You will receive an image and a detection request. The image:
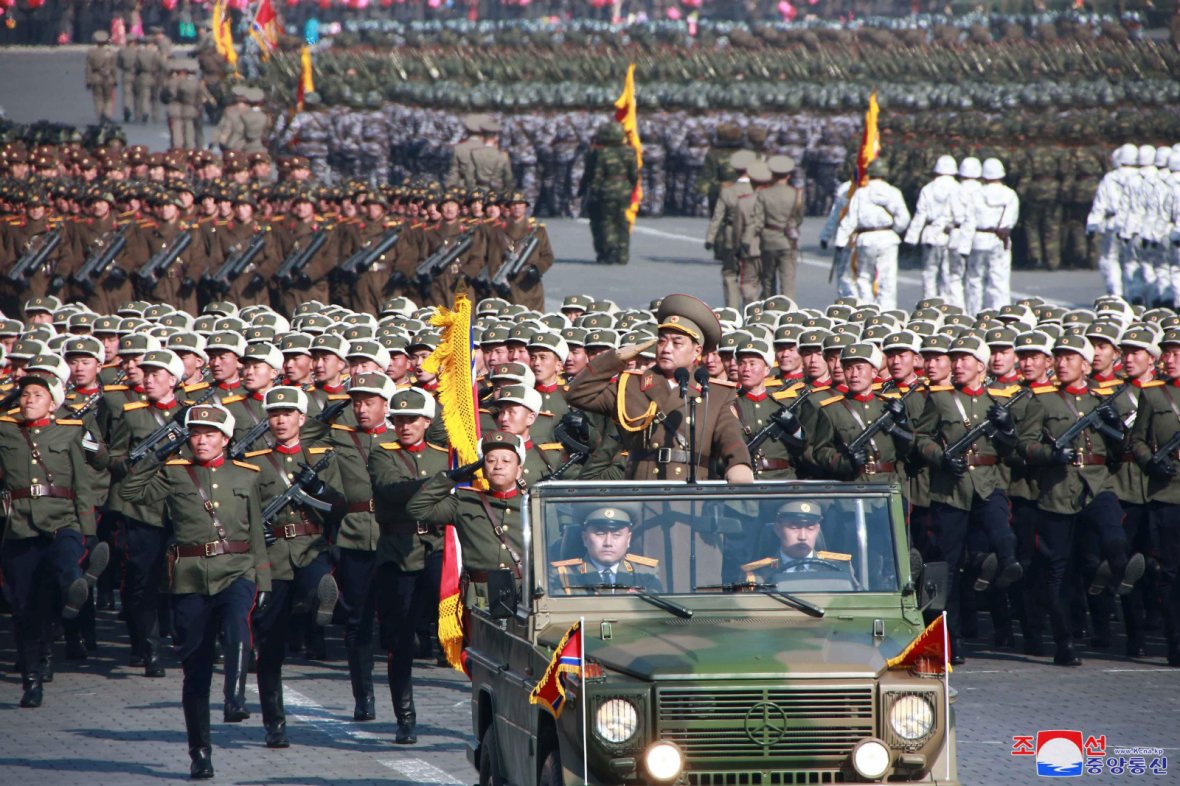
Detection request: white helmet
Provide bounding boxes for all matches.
[981,158,1006,181]
[933,154,957,176]
[958,157,982,179]
[1117,143,1139,166]
[1156,147,1172,168]
[1168,151,1180,173]
[1137,144,1157,168]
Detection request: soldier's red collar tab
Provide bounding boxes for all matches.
[153,398,179,410]
[488,488,518,500]
[742,390,767,402]
[218,380,242,391]
[196,455,225,469]
[20,417,52,428]
[403,441,426,453]
[361,423,388,436]
[1062,383,1089,395]
[275,443,301,455]
[958,385,986,397]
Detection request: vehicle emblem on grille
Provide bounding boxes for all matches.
[743,701,789,746]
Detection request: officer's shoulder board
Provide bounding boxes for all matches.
[740,556,778,572]
[550,557,584,568]
[55,419,84,426]
[221,395,246,404]
[1095,378,1124,389]
[817,550,852,562]
[327,393,350,401]
[1140,380,1165,388]
[0,415,16,424]
[537,442,563,451]
[772,387,799,401]
[928,385,954,393]
[184,381,210,393]
[308,446,332,455]
[124,401,149,411]
[819,395,844,407]
[166,458,192,466]
[244,448,272,458]
[379,442,400,451]
[331,424,356,433]
[765,377,783,389]
[1034,386,1058,395]
[625,553,659,567]
[987,384,1021,398]
[713,379,738,389]
[104,384,129,392]
[1093,387,1115,397]
[427,443,448,453]
[232,460,260,472]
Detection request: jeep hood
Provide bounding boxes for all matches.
[585,616,922,680]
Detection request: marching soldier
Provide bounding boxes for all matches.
[85,31,118,123]
[420,191,485,307]
[834,158,911,310]
[483,192,554,310]
[748,155,805,300]
[274,188,336,315]
[732,334,811,480]
[706,151,754,308]
[213,189,278,308]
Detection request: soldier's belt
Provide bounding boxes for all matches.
[173,540,251,558]
[379,520,436,537]
[860,460,896,476]
[7,485,75,501]
[347,500,376,514]
[632,448,696,465]
[1073,453,1109,467]
[755,457,792,471]
[965,454,999,468]
[277,521,322,539]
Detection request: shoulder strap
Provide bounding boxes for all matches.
[475,493,522,578]
[183,463,229,542]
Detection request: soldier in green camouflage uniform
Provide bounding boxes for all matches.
[1021,145,1065,270]
[581,123,638,266]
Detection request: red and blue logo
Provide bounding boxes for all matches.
[1035,730,1084,778]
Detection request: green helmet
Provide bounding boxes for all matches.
[866,158,889,179]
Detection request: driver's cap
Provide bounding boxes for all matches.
[774,500,822,522]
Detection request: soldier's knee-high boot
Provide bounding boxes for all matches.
[257,665,289,748]
[18,637,42,708]
[388,650,417,744]
[183,694,214,779]
[222,642,251,722]
[347,641,376,721]
[144,620,167,678]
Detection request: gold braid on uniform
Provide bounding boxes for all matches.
[615,373,658,433]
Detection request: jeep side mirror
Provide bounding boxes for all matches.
[486,569,519,619]
[917,561,949,613]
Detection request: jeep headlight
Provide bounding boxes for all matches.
[595,698,638,743]
[889,694,935,741]
[643,741,684,783]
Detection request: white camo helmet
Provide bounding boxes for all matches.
[958,157,982,179]
[981,158,1006,181]
[933,155,957,176]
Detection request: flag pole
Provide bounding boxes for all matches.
[942,610,951,782]
[581,616,588,786]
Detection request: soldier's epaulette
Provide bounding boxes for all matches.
[54,418,83,426]
[740,556,778,572]
[104,384,129,392]
[166,458,191,466]
[1092,387,1115,397]
[772,387,798,401]
[411,222,426,229]
[0,416,17,424]
[1096,378,1124,389]
[244,448,272,458]
[232,460,260,472]
[380,442,400,450]
[817,550,852,562]
[625,553,659,567]
[987,385,1022,398]
[765,378,783,389]
[640,372,654,391]
[819,395,844,407]
[1140,380,1165,388]
[308,446,332,454]
[879,390,902,399]
[221,395,246,404]
[712,379,738,388]
[928,385,954,392]
[1034,386,1058,395]
[123,401,149,411]
[537,442,563,451]
[809,384,832,393]
[327,393,350,401]
[331,424,356,432]
[871,381,884,391]
[138,219,158,229]
[184,381,210,393]
[550,558,584,568]
[427,443,449,452]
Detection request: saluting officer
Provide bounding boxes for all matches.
[0,374,102,708]
[121,403,269,780]
[369,388,451,745]
[248,386,343,749]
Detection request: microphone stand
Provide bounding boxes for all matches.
[675,367,697,485]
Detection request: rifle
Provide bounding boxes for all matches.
[204,227,269,293]
[489,228,539,297]
[745,388,813,458]
[1150,429,1180,467]
[943,387,1033,462]
[415,227,475,287]
[261,450,335,524]
[1050,383,1133,452]
[275,229,327,285]
[844,380,927,458]
[339,228,400,279]
[70,390,104,419]
[8,229,62,285]
[127,386,217,463]
[314,397,349,424]
[542,411,592,481]
[73,225,129,292]
[135,230,193,292]
[228,417,274,462]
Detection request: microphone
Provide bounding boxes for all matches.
[693,367,711,395]
[674,367,690,399]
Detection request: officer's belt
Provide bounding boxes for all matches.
[755,457,792,471]
[346,500,376,514]
[276,521,322,539]
[860,460,896,475]
[173,540,251,558]
[965,454,999,467]
[7,484,75,501]
[631,448,700,466]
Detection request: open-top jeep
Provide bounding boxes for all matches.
[467,480,957,786]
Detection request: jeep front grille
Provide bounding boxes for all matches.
[656,685,874,764]
[686,771,847,785]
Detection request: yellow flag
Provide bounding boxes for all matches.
[212,1,238,71]
[613,63,644,230]
[297,45,315,110]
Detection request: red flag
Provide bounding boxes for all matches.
[529,620,582,717]
[887,613,951,675]
[250,0,279,57]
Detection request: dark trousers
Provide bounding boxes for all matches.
[376,552,443,723]
[1,529,84,677]
[1121,503,1152,651]
[63,534,100,650]
[927,490,1013,644]
[336,547,377,705]
[1149,503,1180,658]
[122,518,169,659]
[1073,492,1127,641]
[172,578,256,705]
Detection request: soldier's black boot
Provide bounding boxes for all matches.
[144,627,167,678]
[348,645,376,721]
[222,643,251,722]
[258,671,289,749]
[183,696,214,779]
[19,672,43,708]
[123,108,131,123]
[392,666,417,744]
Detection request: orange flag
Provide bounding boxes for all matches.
[613,63,643,230]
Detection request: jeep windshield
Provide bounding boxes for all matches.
[535,482,901,600]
